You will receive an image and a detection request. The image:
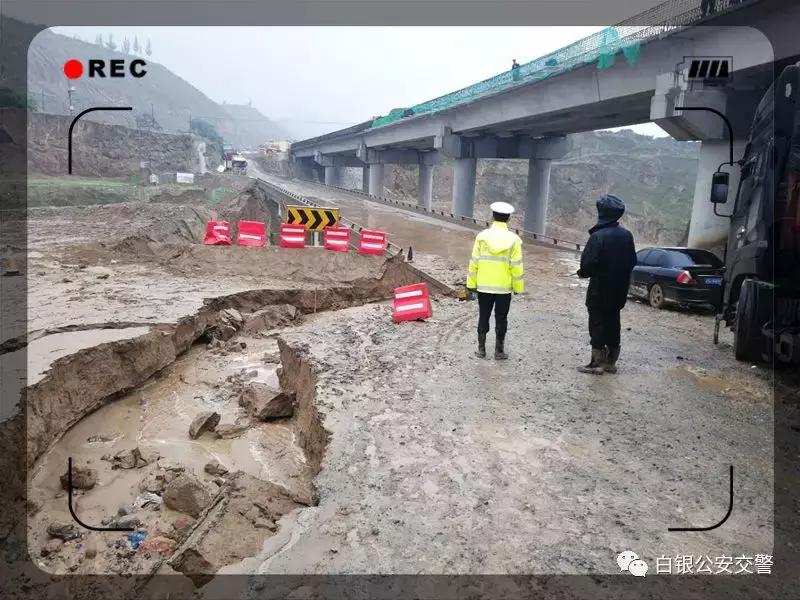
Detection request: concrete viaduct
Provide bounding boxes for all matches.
[290,0,794,249]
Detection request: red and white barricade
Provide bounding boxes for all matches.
[358,229,386,255]
[392,283,432,322]
[324,226,350,252]
[237,220,267,247]
[203,220,231,245]
[279,223,306,248]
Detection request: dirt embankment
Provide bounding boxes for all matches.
[18,111,221,177]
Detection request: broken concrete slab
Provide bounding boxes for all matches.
[104,446,156,469]
[47,521,80,541]
[188,411,220,439]
[214,421,250,439]
[60,464,97,490]
[241,304,298,334]
[163,474,212,518]
[239,382,295,420]
[168,471,305,587]
[203,460,228,476]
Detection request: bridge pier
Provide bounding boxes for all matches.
[524,159,551,234]
[418,163,434,209]
[452,158,477,218]
[687,139,746,251]
[368,163,385,196]
[324,166,337,186]
[362,166,370,193]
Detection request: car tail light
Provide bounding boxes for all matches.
[676,270,694,285]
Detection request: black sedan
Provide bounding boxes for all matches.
[629,247,724,309]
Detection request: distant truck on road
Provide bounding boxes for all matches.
[713,63,800,364]
[220,143,247,175]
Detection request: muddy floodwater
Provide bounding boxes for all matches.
[28,333,313,575]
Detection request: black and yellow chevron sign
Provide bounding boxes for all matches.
[286,206,340,231]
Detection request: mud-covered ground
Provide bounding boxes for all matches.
[2,173,785,599]
[233,272,773,576]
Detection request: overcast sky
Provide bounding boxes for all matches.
[53,26,667,139]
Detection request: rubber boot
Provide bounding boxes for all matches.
[475,333,487,359]
[494,335,508,360]
[603,346,620,373]
[577,348,606,374]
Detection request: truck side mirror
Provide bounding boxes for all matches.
[710,171,729,204]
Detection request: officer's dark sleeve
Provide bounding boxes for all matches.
[577,233,600,278]
[626,232,637,273]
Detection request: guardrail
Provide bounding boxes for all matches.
[254,178,404,256]
[254,177,456,295]
[295,178,584,254]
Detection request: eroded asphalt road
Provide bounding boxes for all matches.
[235,175,773,577]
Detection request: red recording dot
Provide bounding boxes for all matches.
[63,59,83,79]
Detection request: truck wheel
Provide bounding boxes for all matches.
[734,279,766,362]
[648,283,665,309]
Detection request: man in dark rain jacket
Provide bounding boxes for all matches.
[576,194,637,374]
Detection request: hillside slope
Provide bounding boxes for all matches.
[26,29,280,148]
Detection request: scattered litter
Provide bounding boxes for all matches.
[127,531,147,550]
[135,492,163,509]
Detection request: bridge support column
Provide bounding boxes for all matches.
[362,166,370,193]
[524,159,552,234]
[452,158,477,218]
[368,163,384,196]
[418,163,434,209]
[324,166,337,186]
[687,139,746,252]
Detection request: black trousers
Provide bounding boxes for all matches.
[588,307,621,349]
[477,292,511,338]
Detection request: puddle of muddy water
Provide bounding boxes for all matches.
[28,333,313,575]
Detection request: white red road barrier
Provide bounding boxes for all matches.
[392,283,432,323]
[323,226,350,252]
[203,220,232,245]
[359,229,387,255]
[279,223,307,248]
[237,220,267,247]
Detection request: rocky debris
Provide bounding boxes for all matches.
[59,464,97,490]
[188,411,220,439]
[172,516,195,532]
[86,433,117,443]
[240,382,295,420]
[41,538,64,557]
[104,447,155,469]
[117,504,134,517]
[169,472,304,587]
[242,304,298,334]
[108,514,142,529]
[84,536,98,559]
[139,472,166,495]
[253,518,277,531]
[262,351,281,364]
[211,308,244,342]
[138,535,176,556]
[163,474,212,518]
[214,421,250,439]
[160,462,186,474]
[135,492,163,509]
[204,460,228,476]
[47,521,80,541]
[170,548,216,588]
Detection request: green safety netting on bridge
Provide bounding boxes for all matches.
[369,0,741,129]
[370,25,644,129]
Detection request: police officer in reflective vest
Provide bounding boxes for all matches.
[466,202,524,359]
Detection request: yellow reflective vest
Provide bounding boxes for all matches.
[466,221,524,294]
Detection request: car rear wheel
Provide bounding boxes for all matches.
[734,279,768,362]
[648,283,665,309]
